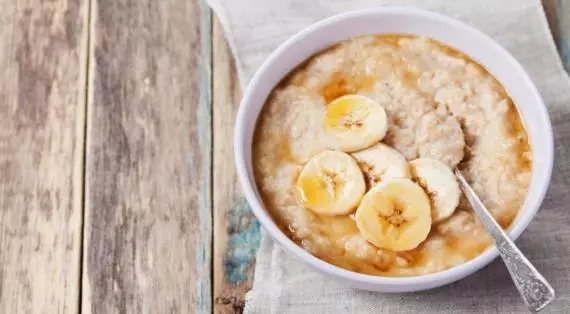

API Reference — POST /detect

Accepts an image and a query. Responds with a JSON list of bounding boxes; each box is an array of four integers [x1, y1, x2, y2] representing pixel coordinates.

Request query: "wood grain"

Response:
[[82, 0, 212, 313], [0, 0, 88, 313], [212, 19, 261, 314]]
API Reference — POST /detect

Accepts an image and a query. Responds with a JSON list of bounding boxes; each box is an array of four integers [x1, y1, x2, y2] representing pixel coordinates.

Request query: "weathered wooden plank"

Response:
[[82, 0, 212, 313], [543, 0, 560, 44], [212, 19, 261, 314], [554, 0, 570, 70], [543, 0, 570, 71], [0, 0, 88, 313]]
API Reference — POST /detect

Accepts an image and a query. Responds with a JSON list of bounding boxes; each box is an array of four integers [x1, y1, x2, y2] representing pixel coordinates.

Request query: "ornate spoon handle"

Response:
[[455, 169, 555, 312]]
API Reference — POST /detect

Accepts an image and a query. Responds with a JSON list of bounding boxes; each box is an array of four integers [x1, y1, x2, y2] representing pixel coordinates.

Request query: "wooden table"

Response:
[[0, 1, 567, 313]]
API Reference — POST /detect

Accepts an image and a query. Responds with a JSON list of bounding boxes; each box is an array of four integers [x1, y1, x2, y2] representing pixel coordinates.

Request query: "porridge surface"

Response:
[[253, 35, 531, 276]]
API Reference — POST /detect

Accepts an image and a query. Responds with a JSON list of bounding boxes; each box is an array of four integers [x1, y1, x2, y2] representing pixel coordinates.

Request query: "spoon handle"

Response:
[[455, 169, 555, 312]]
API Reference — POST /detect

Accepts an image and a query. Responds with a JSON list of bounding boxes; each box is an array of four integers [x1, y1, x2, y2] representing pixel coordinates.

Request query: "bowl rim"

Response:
[[234, 6, 554, 289]]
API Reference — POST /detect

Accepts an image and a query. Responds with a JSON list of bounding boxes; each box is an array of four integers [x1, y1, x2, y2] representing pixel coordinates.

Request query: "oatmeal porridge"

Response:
[[252, 35, 531, 277]]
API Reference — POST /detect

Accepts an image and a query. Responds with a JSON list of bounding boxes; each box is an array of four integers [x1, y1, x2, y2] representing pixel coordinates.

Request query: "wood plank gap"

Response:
[[208, 5, 216, 314], [77, 0, 94, 312]]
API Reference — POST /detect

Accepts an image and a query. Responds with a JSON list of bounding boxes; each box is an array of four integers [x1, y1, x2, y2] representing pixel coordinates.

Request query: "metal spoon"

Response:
[[454, 169, 555, 312]]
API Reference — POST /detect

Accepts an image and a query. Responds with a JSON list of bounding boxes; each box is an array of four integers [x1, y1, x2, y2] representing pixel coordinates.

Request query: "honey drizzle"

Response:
[[321, 73, 376, 103]]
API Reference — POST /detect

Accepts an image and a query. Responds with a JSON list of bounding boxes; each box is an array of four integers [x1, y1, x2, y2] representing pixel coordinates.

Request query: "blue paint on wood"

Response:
[[195, 0, 212, 313], [224, 197, 262, 283]]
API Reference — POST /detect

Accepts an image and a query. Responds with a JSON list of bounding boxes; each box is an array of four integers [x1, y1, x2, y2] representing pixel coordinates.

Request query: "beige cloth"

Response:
[[207, 0, 570, 312]]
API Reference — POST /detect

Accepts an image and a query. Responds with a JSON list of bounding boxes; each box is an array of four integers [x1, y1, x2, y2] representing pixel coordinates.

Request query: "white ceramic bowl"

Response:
[[234, 7, 554, 292]]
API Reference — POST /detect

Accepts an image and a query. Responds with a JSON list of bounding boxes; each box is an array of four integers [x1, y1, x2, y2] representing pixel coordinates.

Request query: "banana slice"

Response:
[[323, 94, 388, 152], [410, 158, 460, 222], [296, 150, 366, 216], [355, 178, 432, 251], [352, 143, 411, 187]]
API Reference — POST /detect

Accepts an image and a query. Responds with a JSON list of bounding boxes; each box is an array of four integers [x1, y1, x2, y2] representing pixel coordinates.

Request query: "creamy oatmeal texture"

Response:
[[253, 35, 531, 276]]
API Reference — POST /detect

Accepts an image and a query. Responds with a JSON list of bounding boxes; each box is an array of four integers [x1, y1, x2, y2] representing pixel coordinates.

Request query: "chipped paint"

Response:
[[224, 198, 262, 283]]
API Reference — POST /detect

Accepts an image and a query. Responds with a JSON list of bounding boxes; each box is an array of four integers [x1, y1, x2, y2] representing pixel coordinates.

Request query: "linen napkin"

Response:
[[207, 0, 570, 312]]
